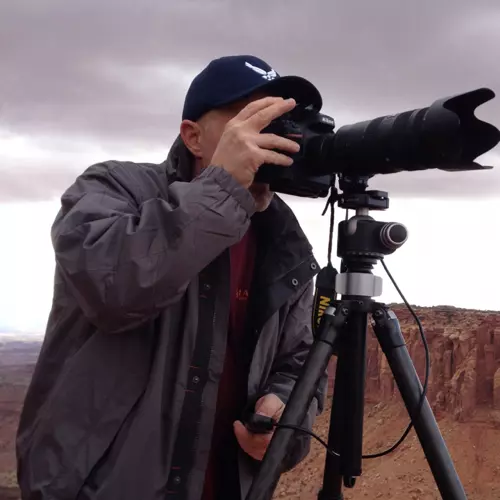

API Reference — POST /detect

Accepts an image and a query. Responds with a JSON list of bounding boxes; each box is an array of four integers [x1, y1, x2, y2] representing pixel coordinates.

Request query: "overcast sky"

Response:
[[1, 0, 499, 334]]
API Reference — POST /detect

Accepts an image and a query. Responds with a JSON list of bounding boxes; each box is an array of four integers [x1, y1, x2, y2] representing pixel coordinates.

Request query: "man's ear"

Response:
[[180, 120, 203, 158]]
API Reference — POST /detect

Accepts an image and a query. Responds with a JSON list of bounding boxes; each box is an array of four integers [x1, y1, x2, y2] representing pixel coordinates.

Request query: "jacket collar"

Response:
[[163, 135, 195, 183]]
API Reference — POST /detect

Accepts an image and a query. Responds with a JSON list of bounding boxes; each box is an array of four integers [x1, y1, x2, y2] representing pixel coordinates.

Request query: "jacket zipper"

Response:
[[191, 252, 226, 468]]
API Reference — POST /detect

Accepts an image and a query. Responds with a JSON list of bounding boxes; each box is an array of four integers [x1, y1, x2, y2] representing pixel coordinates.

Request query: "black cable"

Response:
[[275, 423, 339, 457], [321, 190, 336, 265], [363, 260, 430, 458]]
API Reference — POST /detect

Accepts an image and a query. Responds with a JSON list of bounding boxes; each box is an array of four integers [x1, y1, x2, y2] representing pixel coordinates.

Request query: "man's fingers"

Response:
[[256, 133, 301, 155], [234, 420, 273, 461], [234, 96, 286, 122], [259, 149, 294, 167], [255, 394, 286, 420], [247, 98, 297, 131]]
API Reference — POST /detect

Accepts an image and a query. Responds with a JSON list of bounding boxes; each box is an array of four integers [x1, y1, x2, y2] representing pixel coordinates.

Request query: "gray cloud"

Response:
[[1, 0, 499, 201], [1, 164, 77, 203]]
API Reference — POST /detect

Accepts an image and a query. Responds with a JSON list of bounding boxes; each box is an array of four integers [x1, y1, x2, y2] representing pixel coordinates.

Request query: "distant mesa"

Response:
[[328, 304, 500, 422]]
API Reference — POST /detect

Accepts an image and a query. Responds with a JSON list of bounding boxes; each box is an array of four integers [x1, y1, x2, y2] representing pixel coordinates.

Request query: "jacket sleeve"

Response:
[[261, 279, 328, 472], [51, 161, 256, 333]]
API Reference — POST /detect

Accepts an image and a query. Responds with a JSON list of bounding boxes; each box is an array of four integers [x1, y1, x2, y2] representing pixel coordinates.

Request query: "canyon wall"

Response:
[[327, 305, 500, 421]]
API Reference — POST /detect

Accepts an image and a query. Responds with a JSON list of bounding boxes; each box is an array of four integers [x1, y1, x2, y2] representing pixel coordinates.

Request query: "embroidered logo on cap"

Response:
[[245, 61, 278, 81]]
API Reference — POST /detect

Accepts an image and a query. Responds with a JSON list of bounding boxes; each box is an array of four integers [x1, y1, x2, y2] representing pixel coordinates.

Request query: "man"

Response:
[[16, 55, 327, 500]]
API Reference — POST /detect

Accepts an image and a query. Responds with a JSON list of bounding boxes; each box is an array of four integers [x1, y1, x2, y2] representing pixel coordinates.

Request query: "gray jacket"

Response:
[[16, 136, 327, 500]]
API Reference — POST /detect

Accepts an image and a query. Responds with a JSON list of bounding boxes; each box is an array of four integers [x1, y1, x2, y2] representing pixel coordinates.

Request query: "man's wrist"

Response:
[[202, 165, 257, 216]]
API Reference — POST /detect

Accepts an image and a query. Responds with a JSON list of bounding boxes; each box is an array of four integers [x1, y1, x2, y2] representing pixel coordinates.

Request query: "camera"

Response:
[[255, 87, 500, 198]]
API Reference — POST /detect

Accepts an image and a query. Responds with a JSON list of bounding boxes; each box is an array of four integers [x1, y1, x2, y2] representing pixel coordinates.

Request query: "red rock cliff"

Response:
[[327, 305, 500, 421]]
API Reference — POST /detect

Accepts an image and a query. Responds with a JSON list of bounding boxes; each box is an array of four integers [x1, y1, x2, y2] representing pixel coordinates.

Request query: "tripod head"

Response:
[[334, 175, 408, 298]]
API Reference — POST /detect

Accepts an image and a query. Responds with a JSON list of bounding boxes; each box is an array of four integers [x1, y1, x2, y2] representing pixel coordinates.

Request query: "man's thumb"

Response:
[[234, 420, 249, 443]]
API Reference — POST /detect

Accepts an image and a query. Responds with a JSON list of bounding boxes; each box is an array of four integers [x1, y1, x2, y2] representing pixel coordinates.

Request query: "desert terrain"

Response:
[[1, 304, 499, 499], [0, 336, 40, 500]]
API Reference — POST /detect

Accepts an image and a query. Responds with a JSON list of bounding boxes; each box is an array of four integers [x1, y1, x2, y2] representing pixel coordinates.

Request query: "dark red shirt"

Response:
[[201, 226, 256, 500]]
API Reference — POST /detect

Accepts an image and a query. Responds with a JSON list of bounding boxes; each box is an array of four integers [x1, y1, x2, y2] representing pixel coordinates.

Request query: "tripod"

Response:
[[244, 181, 467, 500]]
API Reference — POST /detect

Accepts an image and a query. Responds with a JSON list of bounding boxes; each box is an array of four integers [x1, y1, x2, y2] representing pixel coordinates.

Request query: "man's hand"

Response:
[[233, 393, 285, 461], [210, 97, 300, 189]]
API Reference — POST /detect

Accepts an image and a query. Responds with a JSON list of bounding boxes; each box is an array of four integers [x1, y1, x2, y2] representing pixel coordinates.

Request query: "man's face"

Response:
[[180, 93, 275, 212]]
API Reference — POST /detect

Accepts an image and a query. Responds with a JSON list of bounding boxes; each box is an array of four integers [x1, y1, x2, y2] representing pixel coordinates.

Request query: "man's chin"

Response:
[[249, 183, 274, 212], [253, 193, 274, 212]]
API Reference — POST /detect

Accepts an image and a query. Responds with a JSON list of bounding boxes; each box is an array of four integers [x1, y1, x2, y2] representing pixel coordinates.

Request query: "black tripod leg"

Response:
[[372, 306, 467, 500], [337, 308, 367, 481], [318, 303, 369, 500], [318, 364, 344, 499], [245, 306, 349, 500]]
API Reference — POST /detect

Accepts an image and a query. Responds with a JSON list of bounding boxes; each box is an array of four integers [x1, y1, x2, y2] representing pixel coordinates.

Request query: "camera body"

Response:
[[255, 106, 335, 198]]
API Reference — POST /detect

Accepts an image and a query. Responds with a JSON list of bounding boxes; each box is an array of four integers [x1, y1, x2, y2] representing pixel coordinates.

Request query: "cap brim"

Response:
[[212, 75, 323, 113], [257, 75, 323, 111]]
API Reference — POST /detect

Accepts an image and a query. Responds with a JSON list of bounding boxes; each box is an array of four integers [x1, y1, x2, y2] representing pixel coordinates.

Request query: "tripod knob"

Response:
[[379, 222, 408, 250]]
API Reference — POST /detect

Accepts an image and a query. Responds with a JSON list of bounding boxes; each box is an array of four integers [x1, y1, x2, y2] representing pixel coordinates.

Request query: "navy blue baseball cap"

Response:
[[182, 55, 323, 122]]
